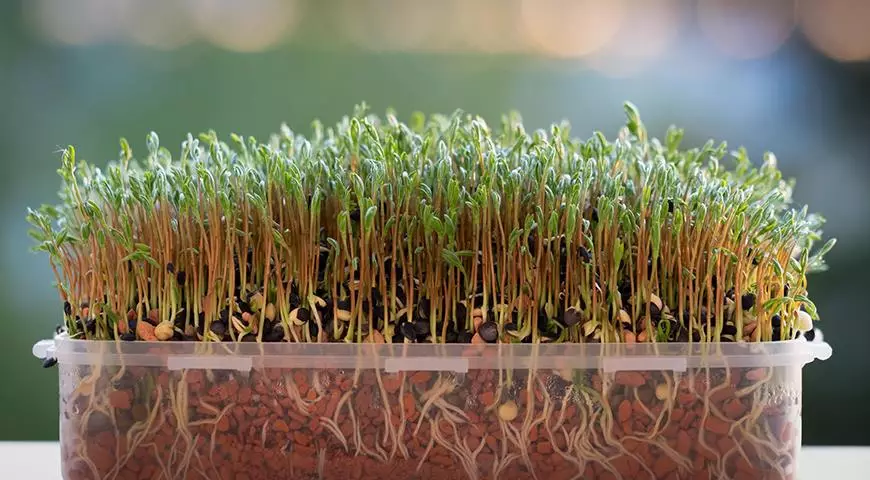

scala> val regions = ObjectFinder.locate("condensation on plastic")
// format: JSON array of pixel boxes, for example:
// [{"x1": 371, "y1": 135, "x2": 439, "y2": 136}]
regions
[{"x1": 35, "y1": 335, "x2": 832, "y2": 372}]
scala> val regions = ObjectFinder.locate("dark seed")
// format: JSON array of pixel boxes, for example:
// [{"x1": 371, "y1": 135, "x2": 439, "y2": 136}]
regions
[
  {"x1": 349, "y1": 208, "x2": 361, "y2": 222},
  {"x1": 479, "y1": 321, "x2": 499, "y2": 343},
  {"x1": 725, "y1": 288, "x2": 735, "y2": 300},
  {"x1": 85, "y1": 319, "x2": 96, "y2": 334},
  {"x1": 457, "y1": 331, "x2": 473, "y2": 343},
  {"x1": 563, "y1": 307, "x2": 582, "y2": 327},
  {"x1": 771, "y1": 327, "x2": 782, "y2": 341},
  {"x1": 42, "y1": 357, "x2": 58, "y2": 368},
  {"x1": 667, "y1": 199, "x2": 674, "y2": 213},
  {"x1": 577, "y1": 246, "x2": 591, "y2": 263},
  {"x1": 265, "y1": 328, "x2": 285, "y2": 342},
  {"x1": 120, "y1": 332, "x2": 136, "y2": 341},
  {"x1": 176, "y1": 271, "x2": 186, "y2": 286},
  {"x1": 241, "y1": 335, "x2": 257, "y2": 342},
  {"x1": 804, "y1": 328, "x2": 816, "y2": 342},
  {"x1": 741, "y1": 293, "x2": 756, "y2": 311},
  {"x1": 692, "y1": 330, "x2": 701, "y2": 342},
  {"x1": 590, "y1": 207, "x2": 599, "y2": 223},
  {"x1": 210, "y1": 322, "x2": 227, "y2": 337},
  {"x1": 505, "y1": 322, "x2": 518, "y2": 332},
  {"x1": 783, "y1": 284, "x2": 790, "y2": 297},
  {"x1": 771, "y1": 314, "x2": 781, "y2": 328},
  {"x1": 721, "y1": 324, "x2": 737, "y2": 336},
  {"x1": 413, "y1": 319, "x2": 429, "y2": 336},
  {"x1": 297, "y1": 308, "x2": 311, "y2": 323},
  {"x1": 167, "y1": 262, "x2": 175, "y2": 274},
  {"x1": 399, "y1": 322, "x2": 417, "y2": 341},
  {"x1": 445, "y1": 331, "x2": 459, "y2": 343},
  {"x1": 454, "y1": 303, "x2": 468, "y2": 321},
  {"x1": 63, "y1": 301, "x2": 72, "y2": 316}
]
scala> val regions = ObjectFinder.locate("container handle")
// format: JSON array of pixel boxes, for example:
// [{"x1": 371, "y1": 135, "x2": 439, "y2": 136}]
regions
[
  {"x1": 602, "y1": 356, "x2": 687, "y2": 373},
  {"x1": 32, "y1": 339, "x2": 56, "y2": 359},
  {"x1": 384, "y1": 357, "x2": 469, "y2": 373}
]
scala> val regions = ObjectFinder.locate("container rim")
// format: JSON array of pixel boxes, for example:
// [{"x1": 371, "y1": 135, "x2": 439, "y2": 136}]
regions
[{"x1": 34, "y1": 335, "x2": 832, "y2": 373}]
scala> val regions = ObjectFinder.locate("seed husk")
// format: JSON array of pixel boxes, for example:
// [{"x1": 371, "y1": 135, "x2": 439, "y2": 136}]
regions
[
  {"x1": 154, "y1": 322, "x2": 174, "y2": 341},
  {"x1": 796, "y1": 310, "x2": 813, "y2": 331}
]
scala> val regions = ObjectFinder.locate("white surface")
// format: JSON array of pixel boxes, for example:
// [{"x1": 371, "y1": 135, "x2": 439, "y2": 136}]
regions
[{"x1": 0, "y1": 442, "x2": 865, "y2": 479}]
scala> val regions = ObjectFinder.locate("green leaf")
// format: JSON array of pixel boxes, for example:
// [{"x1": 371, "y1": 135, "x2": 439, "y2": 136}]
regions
[
  {"x1": 364, "y1": 205, "x2": 378, "y2": 231},
  {"x1": 441, "y1": 249, "x2": 467, "y2": 276}
]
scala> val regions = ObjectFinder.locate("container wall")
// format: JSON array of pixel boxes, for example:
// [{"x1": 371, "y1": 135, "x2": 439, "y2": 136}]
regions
[{"x1": 54, "y1": 340, "x2": 829, "y2": 480}]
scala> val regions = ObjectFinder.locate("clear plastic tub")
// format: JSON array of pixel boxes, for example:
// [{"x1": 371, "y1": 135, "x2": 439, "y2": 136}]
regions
[{"x1": 34, "y1": 336, "x2": 830, "y2": 480}]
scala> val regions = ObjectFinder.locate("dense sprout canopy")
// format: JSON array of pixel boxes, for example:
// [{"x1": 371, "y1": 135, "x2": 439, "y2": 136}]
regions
[{"x1": 27, "y1": 103, "x2": 834, "y2": 344}]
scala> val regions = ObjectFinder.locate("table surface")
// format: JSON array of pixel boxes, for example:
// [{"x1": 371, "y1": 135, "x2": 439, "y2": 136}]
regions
[{"x1": 0, "y1": 443, "x2": 866, "y2": 479}]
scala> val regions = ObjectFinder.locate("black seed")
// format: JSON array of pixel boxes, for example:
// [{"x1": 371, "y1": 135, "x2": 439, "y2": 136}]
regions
[
  {"x1": 470, "y1": 294, "x2": 485, "y2": 308},
  {"x1": 172, "y1": 331, "x2": 184, "y2": 341},
  {"x1": 667, "y1": 199, "x2": 674, "y2": 213},
  {"x1": 238, "y1": 300, "x2": 251, "y2": 314},
  {"x1": 399, "y1": 322, "x2": 417, "y2": 341},
  {"x1": 577, "y1": 246, "x2": 591, "y2": 263},
  {"x1": 563, "y1": 307, "x2": 582, "y2": 327},
  {"x1": 457, "y1": 331, "x2": 473, "y2": 343},
  {"x1": 725, "y1": 288, "x2": 735, "y2": 300},
  {"x1": 167, "y1": 262, "x2": 175, "y2": 274},
  {"x1": 675, "y1": 328, "x2": 689, "y2": 342},
  {"x1": 692, "y1": 330, "x2": 701, "y2": 342},
  {"x1": 210, "y1": 322, "x2": 227, "y2": 337},
  {"x1": 412, "y1": 319, "x2": 429, "y2": 336},
  {"x1": 42, "y1": 357, "x2": 58, "y2": 368},
  {"x1": 804, "y1": 328, "x2": 816, "y2": 342},
  {"x1": 741, "y1": 293, "x2": 756, "y2": 311},
  {"x1": 454, "y1": 303, "x2": 468, "y2": 321},
  {"x1": 771, "y1": 328, "x2": 782, "y2": 341},
  {"x1": 121, "y1": 332, "x2": 136, "y2": 341},
  {"x1": 722, "y1": 324, "x2": 737, "y2": 336},
  {"x1": 505, "y1": 322, "x2": 518, "y2": 332},
  {"x1": 537, "y1": 309, "x2": 549, "y2": 332},
  {"x1": 85, "y1": 319, "x2": 96, "y2": 334},
  {"x1": 418, "y1": 298, "x2": 431, "y2": 316},
  {"x1": 265, "y1": 328, "x2": 284, "y2": 342},
  {"x1": 219, "y1": 308, "x2": 230, "y2": 324},
  {"x1": 721, "y1": 335, "x2": 735, "y2": 343},
  {"x1": 336, "y1": 299, "x2": 351, "y2": 311},
  {"x1": 771, "y1": 314, "x2": 781, "y2": 328},
  {"x1": 297, "y1": 308, "x2": 311, "y2": 323},
  {"x1": 241, "y1": 335, "x2": 257, "y2": 342},
  {"x1": 445, "y1": 331, "x2": 459, "y2": 343},
  {"x1": 590, "y1": 207, "x2": 599, "y2": 223},
  {"x1": 479, "y1": 321, "x2": 499, "y2": 343},
  {"x1": 176, "y1": 271, "x2": 186, "y2": 286},
  {"x1": 63, "y1": 301, "x2": 72, "y2": 316},
  {"x1": 710, "y1": 275, "x2": 718, "y2": 291},
  {"x1": 783, "y1": 284, "x2": 790, "y2": 297},
  {"x1": 349, "y1": 208, "x2": 361, "y2": 222}
]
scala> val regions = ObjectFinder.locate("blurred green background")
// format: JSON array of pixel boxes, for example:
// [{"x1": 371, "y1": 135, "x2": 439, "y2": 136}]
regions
[{"x1": 2, "y1": 0, "x2": 868, "y2": 444}]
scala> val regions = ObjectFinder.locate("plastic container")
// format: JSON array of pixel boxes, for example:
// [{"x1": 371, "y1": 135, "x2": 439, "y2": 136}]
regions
[{"x1": 34, "y1": 336, "x2": 830, "y2": 480}]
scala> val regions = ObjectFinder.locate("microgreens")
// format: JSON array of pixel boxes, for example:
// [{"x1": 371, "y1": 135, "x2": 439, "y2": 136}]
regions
[{"x1": 29, "y1": 103, "x2": 833, "y2": 344}]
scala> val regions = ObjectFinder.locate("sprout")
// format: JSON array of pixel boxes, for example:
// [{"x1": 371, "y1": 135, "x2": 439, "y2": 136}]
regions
[{"x1": 29, "y1": 103, "x2": 833, "y2": 344}]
